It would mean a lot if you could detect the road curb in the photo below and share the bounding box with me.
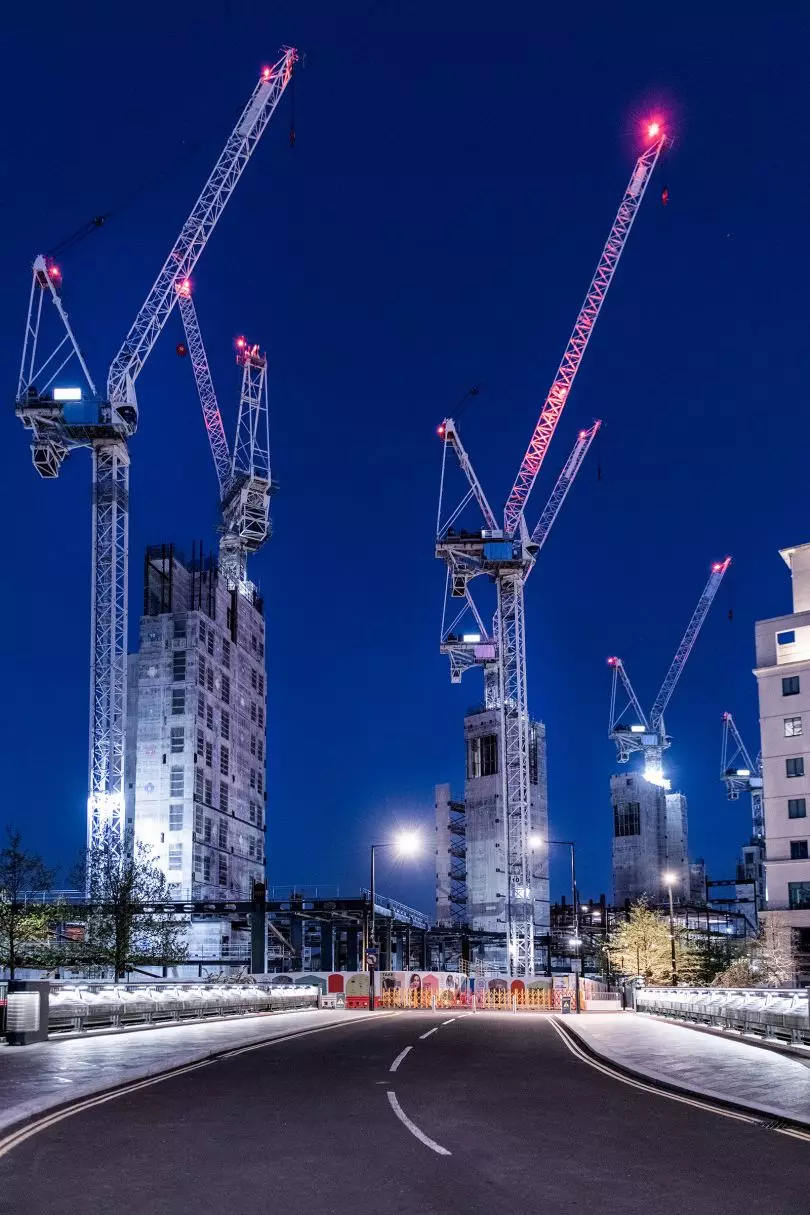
[0,1011,382,1144]
[553,1015,810,1134]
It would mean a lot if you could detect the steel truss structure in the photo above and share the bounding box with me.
[608,557,731,788]
[436,134,665,975]
[721,711,764,841]
[15,51,296,868]
[178,286,273,590]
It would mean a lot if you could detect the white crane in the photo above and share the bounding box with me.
[176,281,273,588]
[720,711,764,840]
[436,124,666,975]
[608,557,732,788]
[16,51,296,866]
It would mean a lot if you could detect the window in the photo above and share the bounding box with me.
[251,634,257,654]
[249,838,255,859]
[172,651,186,682]
[250,702,257,724]
[204,817,212,843]
[195,768,204,800]
[788,798,807,819]
[170,767,184,797]
[206,704,214,731]
[777,630,796,646]
[785,716,803,738]
[219,859,228,887]
[197,692,205,719]
[205,741,213,769]
[256,807,263,831]
[207,630,214,656]
[168,844,183,871]
[788,881,810,910]
[202,855,211,882]
[171,689,185,715]
[257,739,263,762]
[614,803,641,837]
[783,675,801,696]
[206,667,214,693]
[259,641,264,659]
[465,734,499,779]
[222,674,230,705]
[786,757,805,778]
[199,620,206,645]
[258,706,264,728]
[249,803,256,824]
[222,639,231,668]
[221,710,230,741]
[250,770,256,790]
[174,618,187,640]
[251,668,258,691]
[258,675,264,697]
[790,840,809,860]
[218,819,228,849]
[204,777,213,806]
[220,745,229,777]
[198,656,206,687]
[170,727,184,754]
[194,806,203,835]
[196,728,204,756]
[529,725,540,785]
[256,841,262,864]
[250,735,257,756]
[220,781,229,812]
[257,772,263,796]
[169,804,184,831]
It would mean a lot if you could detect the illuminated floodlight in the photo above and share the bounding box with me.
[735,768,751,778]
[528,834,544,848]
[394,829,420,858]
[569,937,582,949]
[54,387,82,401]
[647,121,661,138]
[630,724,645,734]
[644,766,671,791]
[462,633,482,643]
[662,871,678,886]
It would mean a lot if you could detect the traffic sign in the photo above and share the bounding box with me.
[367,950,378,967]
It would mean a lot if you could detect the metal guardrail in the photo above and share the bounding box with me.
[46,981,319,1035]
[636,986,810,1046]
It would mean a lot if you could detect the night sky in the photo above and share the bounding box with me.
[2,2,808,912]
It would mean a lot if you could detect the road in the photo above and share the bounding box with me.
[1,1012,808,1213]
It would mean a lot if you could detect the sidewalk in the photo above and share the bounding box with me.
[0,1009,367,1135]
[562,1011,810,1127]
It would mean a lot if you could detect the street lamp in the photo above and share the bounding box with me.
[662,870,678,987]
[533,836,580,1013]
[368,831,421,1010]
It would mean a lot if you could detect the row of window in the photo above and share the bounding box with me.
[614,803,641,837]
[466,734,498,779]
[193,766,263,809]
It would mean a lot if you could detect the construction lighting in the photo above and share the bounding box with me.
[569,937,582,949]
[54,387,82,401]
[462,633,481,643]
[644,767,671,791]
[528,834,545,848]
[662,871,678,886]
[735,768,751,777]
[630,724,645,733]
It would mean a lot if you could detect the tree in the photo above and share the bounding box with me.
[606,899,710,985]
[0,829,56,978]
[69,826,188,979]
[712,914,795,988]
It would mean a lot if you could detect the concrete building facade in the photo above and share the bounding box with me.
[611,773,691,906]
[754,543,810,981]
[435,709,549,969]
[127,545,266,904]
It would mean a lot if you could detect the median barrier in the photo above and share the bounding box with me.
[636,986,810,1045]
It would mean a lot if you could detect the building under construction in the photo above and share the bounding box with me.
[126,545,267,928]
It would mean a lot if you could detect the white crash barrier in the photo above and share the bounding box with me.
[47,981,319,1034]
[635,986,810,1045]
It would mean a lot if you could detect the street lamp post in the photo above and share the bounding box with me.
[368,831,420,1011]
[530,836,581,1013]
[663,871,678,987]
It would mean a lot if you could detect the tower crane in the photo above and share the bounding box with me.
[176,281,273,588]
[436,123,666,975]
[720,712,764,840]
[607,557,732,788]
[15,51,296,866]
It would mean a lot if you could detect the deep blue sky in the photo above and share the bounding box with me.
[2,3,808,910]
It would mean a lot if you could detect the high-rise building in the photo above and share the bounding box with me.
[754,543,810,982]
[611,773,690,905]
[435,709,549,970]
[127,544,266,902]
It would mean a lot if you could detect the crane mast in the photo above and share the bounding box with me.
[721,712,764,841]
[16,51,296,866]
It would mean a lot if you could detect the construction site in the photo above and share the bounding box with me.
[11,49,804,987]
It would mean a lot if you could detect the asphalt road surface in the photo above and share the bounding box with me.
[1,1012,808,1214]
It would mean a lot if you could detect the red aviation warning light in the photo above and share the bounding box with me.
[48,263,61,281]
[607,656,618,667]
[235,336,246,350]
[437,422,446,438]
[178,278,191,297]
[261,66,272,81]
